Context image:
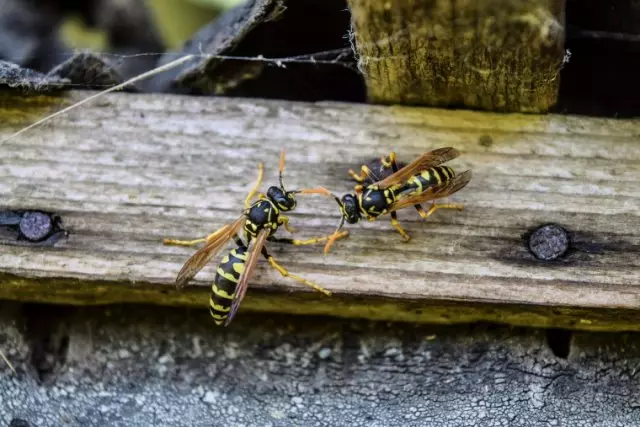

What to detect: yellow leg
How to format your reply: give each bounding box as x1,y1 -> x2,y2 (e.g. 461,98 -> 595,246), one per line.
270,230 -> 349,246
416,202 -> 465,219
348,165 -> 371,183
267,256 -> 332,296
322,230 -> 351,254
390,211 -> 411,241
244,162 -> 265,208
381,151 -> 397,169
163,224 -> 228,247
278,216 -> 296,234
349,166 -> 370,182
163,237 -> 208,246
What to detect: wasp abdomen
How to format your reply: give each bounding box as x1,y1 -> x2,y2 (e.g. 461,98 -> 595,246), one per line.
402,166 -> 455,195
210,247 -> 248,325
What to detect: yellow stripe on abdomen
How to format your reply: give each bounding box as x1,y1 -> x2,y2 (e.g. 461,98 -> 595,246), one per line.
211,283 -> 235,300
210,299 -> 231,312
216,267 -> 239,284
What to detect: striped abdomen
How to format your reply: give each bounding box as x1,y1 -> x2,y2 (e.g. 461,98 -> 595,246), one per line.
401,166 -> 455,195
210,247 -> 248,326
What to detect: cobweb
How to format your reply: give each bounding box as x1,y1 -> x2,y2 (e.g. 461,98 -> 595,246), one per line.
4,0 -> 640,145
0,20 -> 415,143
7,5 -> 620,144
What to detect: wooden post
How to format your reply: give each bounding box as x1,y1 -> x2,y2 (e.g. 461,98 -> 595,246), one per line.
347,0 -> 566,112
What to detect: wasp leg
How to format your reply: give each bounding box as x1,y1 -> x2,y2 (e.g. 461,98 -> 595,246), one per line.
348,165 -> 370,183
163,237 -> 208,247
349,165 -> 376,193
163,224 -> 231,247
415,202 -> 465,219
390,211 -> 411,241
244,162 -> 265,208
261,247 -> 332,296
268,230 -> 348,247
321,228 -> 351,255
381,151 -> 398,170
278,216 -> 296,234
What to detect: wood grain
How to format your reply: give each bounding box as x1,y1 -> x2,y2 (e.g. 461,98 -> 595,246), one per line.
347,0 -> 566,112
0,91 -> 639,331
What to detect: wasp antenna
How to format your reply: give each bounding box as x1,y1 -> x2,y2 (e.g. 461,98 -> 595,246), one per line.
278,149 -> 286,189
279,149 -> 286,172
297,186 -> 338,198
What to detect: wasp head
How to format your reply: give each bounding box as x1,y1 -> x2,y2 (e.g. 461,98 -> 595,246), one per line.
268,186 -> 297,211
339,193 -> 361,224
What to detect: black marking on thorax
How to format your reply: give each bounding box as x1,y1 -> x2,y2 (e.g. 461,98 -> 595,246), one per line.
359,187 -> 395,218
245,199 -> 279,236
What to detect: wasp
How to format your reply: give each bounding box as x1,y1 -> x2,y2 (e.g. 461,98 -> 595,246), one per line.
318,147 -> 472,253
163,150 -> 347,326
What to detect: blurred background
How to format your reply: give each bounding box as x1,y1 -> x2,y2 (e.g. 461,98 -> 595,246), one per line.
62,0 -> 242,51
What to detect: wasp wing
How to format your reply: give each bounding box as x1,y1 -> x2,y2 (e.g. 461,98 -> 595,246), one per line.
224,228 -> 269,327
388,170 -> 472,213
174,216 -> 246,289
374,147 -> 461,189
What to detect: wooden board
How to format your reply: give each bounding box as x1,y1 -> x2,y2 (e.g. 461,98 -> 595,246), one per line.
0,91 -> 639,331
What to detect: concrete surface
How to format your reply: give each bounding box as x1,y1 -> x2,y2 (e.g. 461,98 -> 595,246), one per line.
1,301 -> 640,427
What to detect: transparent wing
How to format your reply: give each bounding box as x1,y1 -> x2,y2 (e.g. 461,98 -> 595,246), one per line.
174,216 -> 246,289
374,147 -> 461,189
224,228 -> 269,326
388,170 -> 472,212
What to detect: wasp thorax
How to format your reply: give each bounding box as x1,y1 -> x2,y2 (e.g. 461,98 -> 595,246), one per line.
341,194 -> 361,224
267,186 -> 296,211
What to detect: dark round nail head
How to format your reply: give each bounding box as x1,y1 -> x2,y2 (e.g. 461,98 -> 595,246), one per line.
19,211 -> 54,242
528,224 -> 570,261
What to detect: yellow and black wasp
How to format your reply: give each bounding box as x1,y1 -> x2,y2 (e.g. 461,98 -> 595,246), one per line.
317,147 -> 472,253
163,150 -> 347,326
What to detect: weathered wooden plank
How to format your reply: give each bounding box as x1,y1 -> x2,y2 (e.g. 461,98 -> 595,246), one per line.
0,91 -> 639,331
347,0 -> 566,112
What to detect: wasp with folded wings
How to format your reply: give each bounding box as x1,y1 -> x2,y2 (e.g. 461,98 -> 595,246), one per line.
163,150 -> 347,326
318,147 -> 472,253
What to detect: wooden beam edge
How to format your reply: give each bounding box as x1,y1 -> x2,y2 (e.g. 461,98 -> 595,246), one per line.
2,273 -> 640,332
